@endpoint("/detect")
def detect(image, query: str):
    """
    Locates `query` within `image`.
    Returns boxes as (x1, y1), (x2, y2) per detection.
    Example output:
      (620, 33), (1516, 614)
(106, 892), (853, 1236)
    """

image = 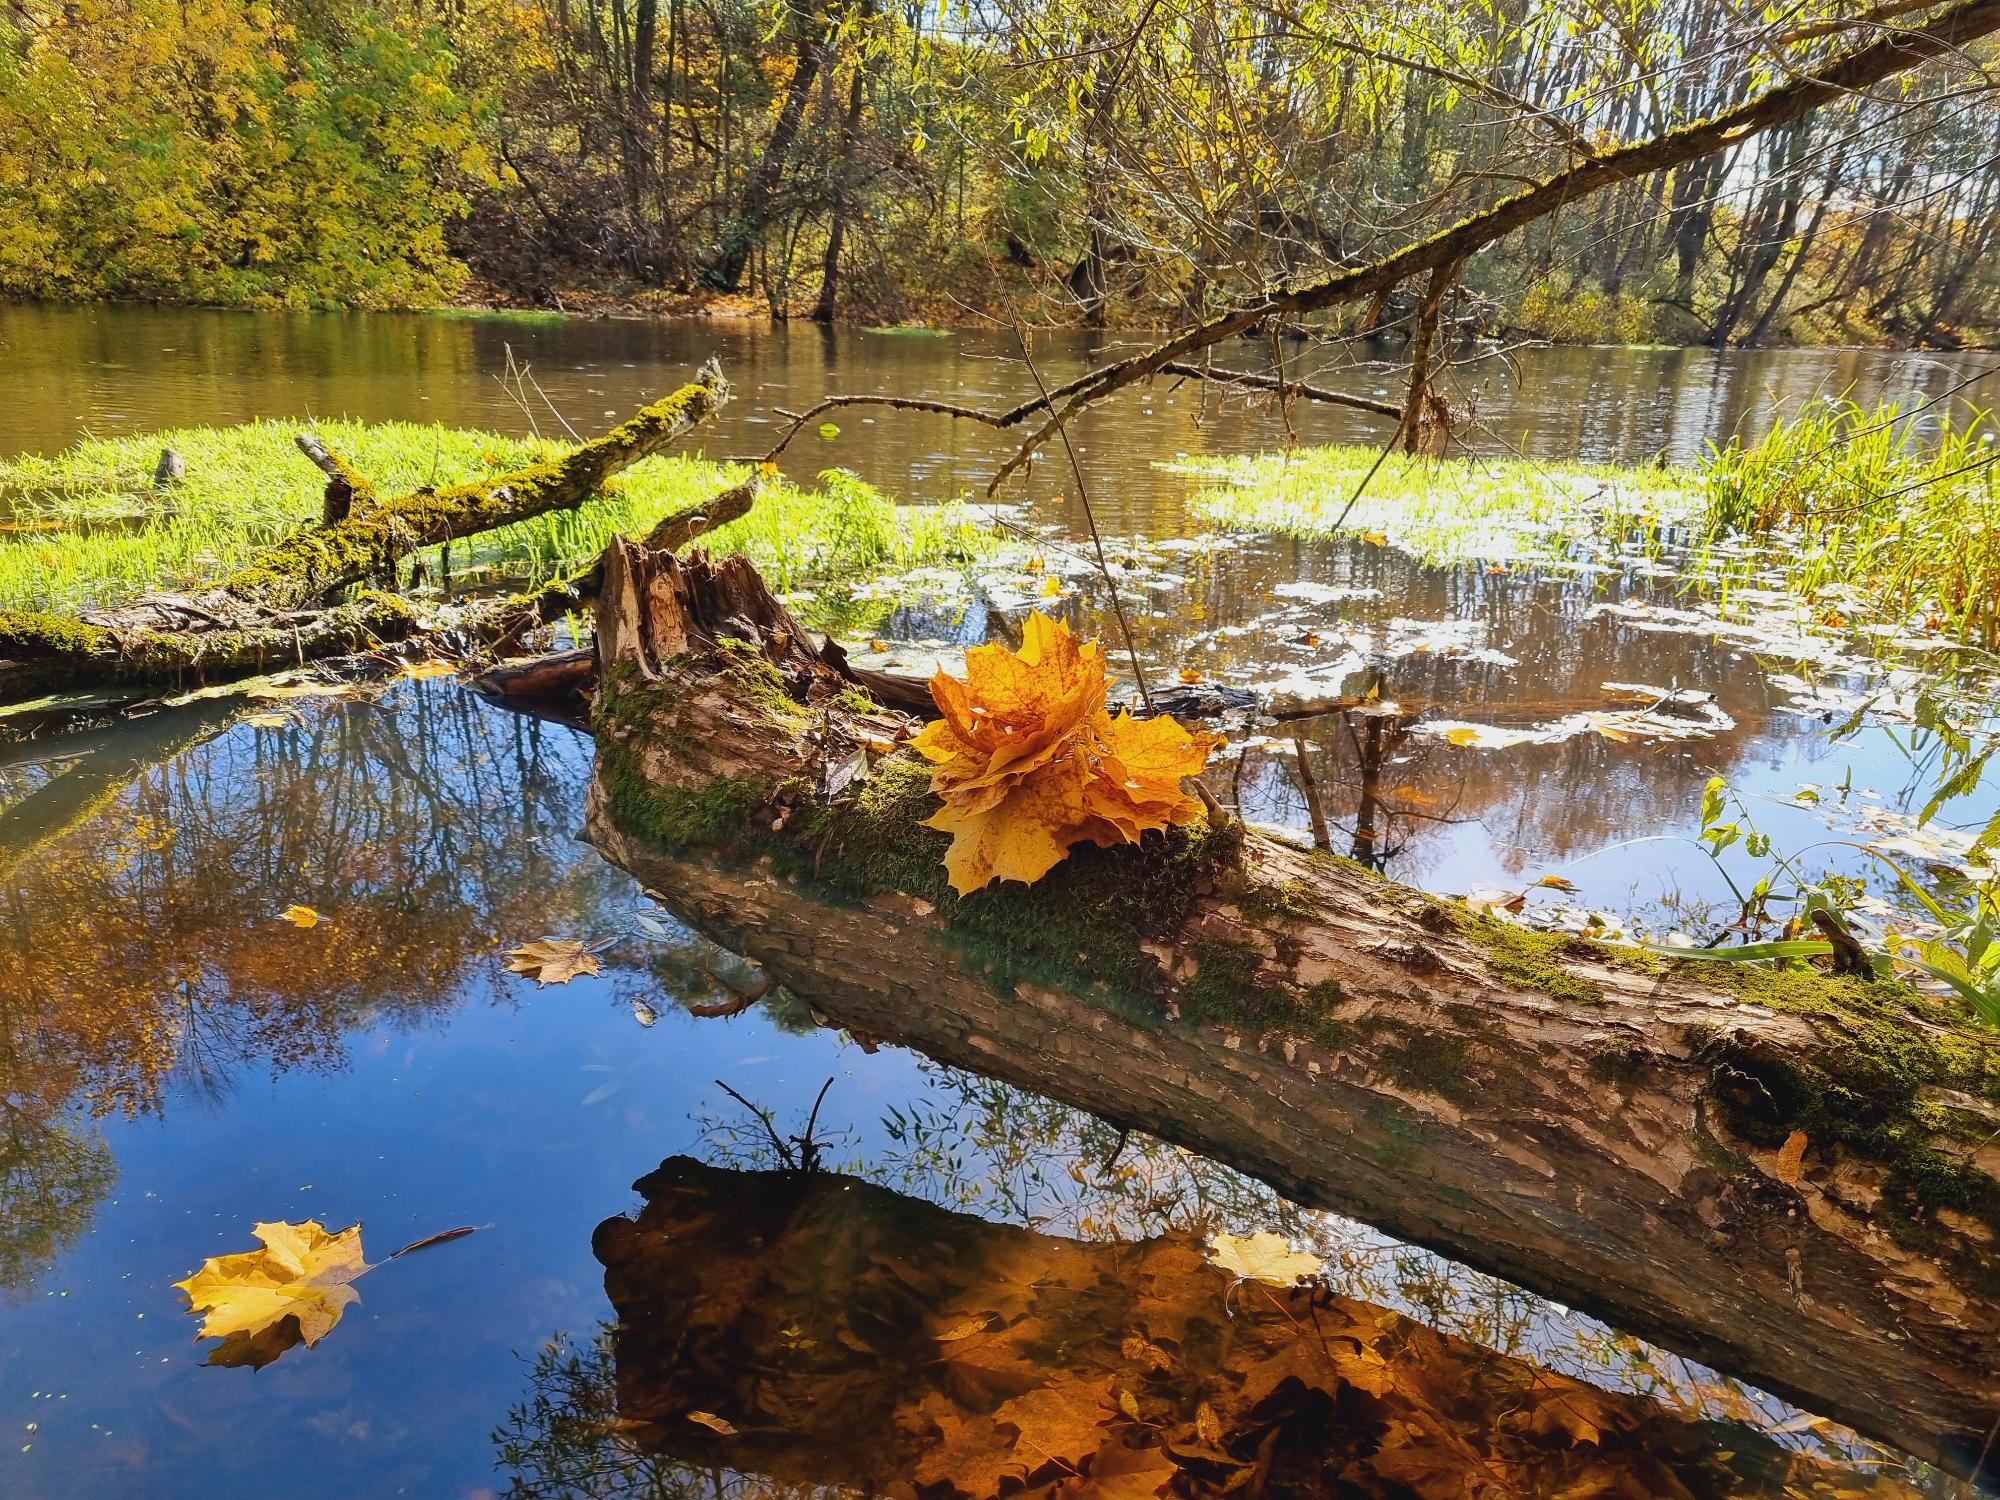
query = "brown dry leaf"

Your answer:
(1774, 1130), (1809, 1185)
(1085, 1441), (1179, 1498)
(1194, 1401), (1221, 1444)
(173, 1219), (369, 1369)
(1119, 1334), (1172, 1372)
(506, 938), (602, 987)
(686, 1410), (738, 1434)
(400, 659), (459, 681)
(913, 613), (1219, 894)
(1117, 1388), (1142, 1421)
(995, 1377), (1115, 1472)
